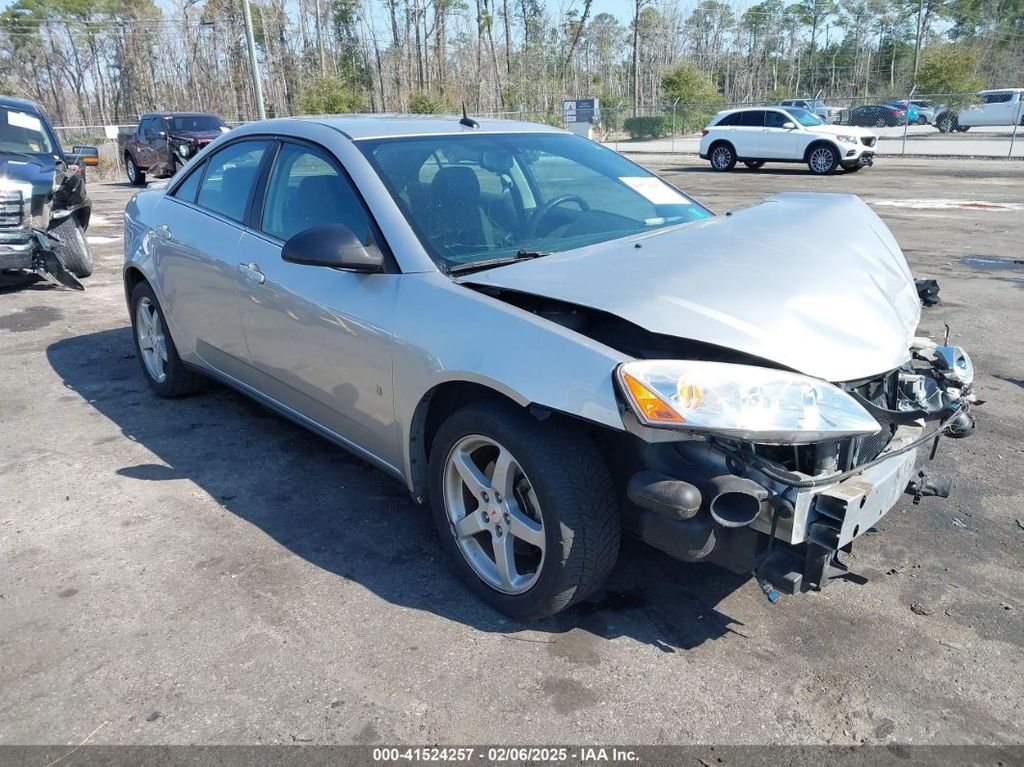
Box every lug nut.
[495,526,503,537]
[503,513,511,525]
[481,491,489,502]
[495,492,502,503]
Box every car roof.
[0,94,43,114]
[280,114,567,140]
[977,88,1024,94]
[715,106,789,116]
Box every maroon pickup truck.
[119,112,228,185]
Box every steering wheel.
[527,194,590,237]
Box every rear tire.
[428,400,620,620]
[807,144,839,175]
[50,216,93,278]
[709,142,736,171]
[126,154,146,186]
[129,281,206,397]
[874,117,886,128]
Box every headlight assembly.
[836,134,858,144]
[617,360,880,443]
[178,143,192,157]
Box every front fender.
[392,273,629,487]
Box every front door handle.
[239,262,265,285]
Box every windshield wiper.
[448,249,551,276]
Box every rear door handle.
[239,262,265,285]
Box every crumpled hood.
[462,193,921,382]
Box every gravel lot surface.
[1,158,1022,747]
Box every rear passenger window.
[738,111,765,127]
[260,142,371,243]
[195,140,270,223]
[172,161,205,203]
[716,113,740,126]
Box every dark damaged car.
[0,95,98,290]
[121,112,228,186]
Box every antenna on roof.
[459,102,479,129]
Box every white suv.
[699,107,877,175]
[956,89,1024,129]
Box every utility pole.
[241,0,266,120]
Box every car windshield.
[167,115,226,133]
[359,132,711,272]
[0,106,55,155]
[784,107,824,127]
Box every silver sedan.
[123,116,976,618]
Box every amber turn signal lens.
[622,371,684,424]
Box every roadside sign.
[104,125,119,140]
[562,98,599,123]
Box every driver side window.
[260,142,371,243]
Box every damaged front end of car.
[614,339,976,597]
[0,165,91,290]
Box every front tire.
[130,281,205,397]
[126,154,146,186]
[50,216,93,278]
[428,400,620,620]
[709,142,736,171]
[807,144,839,175]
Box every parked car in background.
[891,99,937,124]
[0,95,98,290]
[955,89,1024,130]
[884,101,920,124]
[120,112,228,186]
[777,98,845,124]
[700,106,876,174]
[123,115,976,619]
[848,105,907,127]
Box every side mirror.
[68,145,100,167]
[782,121,797,130]
[281,224,383,273]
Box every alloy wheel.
[135,296,168,384]
[711,146,732,169]
[809,147,835,174]
[442,435,546,594]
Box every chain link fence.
[52,91,1024,178]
